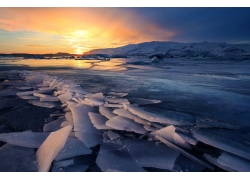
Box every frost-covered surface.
[0,68,250,172]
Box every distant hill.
[84,41,250,59]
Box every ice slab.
[105,98,130,104]
[55,137,92,161]
[191,127,250,161]
[126,105,194,126]
[113,109,151,126]
[75,131,102,148]
[0,144,38,172]
[53,158,74,168]
[106,116,146,134]
[103,103,123,108]
[108,92,128,97]
[107,130,120,140]
[16,86,33,90]
[176,131,198,146]
[96,145,145,172]
[174,154,205,172]
[43,119,66,132]
[99,106,116,119]
[64,86,89,95]
[81,100,94,107]
[72,97,80,103]
[18,95,39,100]
[0,131,50,148]
[40,97,59,101]
[143,125,158,132]
[91,92,104,99]
[38,87,54,92]
[150,125,191,149]
[125,138,180,170]
[16,91,34,96]
[85,97,104,106]
[195,115,237,129]
[33,93,51,98]
[57,92,73,103]
[61,121,68,127]
[70,104,99,133]
[28,100,56,108]
[155,135,214,171]
[65,112,74,126]
[36,125,72,172]
[89,112,114,130]
[129,98,161,105]
[65,165,89,172]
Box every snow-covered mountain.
[84,41,250,59]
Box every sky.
[0,7,250,54]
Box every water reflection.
[0,58,127,71]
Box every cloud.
[25,44,52,47]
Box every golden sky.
[0,8,174,54]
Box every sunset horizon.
[1,7,250,54]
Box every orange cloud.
[0,8,175,53]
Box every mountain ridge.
[83,41,250,59]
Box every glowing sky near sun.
[0,8,250,54]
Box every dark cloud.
[122,7,250,43]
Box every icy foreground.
[0,70,250,172]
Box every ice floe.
[0,131,50,148]
[106,116,146,134]
[88,112,114,130]
[36,125,72,172]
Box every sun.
[75,47,83,55]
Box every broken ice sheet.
[125,138,180,170]
[96,144,145,172]
[113,108,151,126]
[75,131,102,148]
[43,119,67,132]
[18,95,39,100]
[174,154,205,172]
[195,115,237,129]
[191,127,250,161]
[53,158,74,168]
[107,130,120,140]
[64,86,89,95]
[65,112,74,126]
[108,92,128,97]
[26,76,44,84]
[103,103,123,108]
[55,137,92,161]
[104,97,130,104]
[36,125,72,172]
[89,112,114,130]
[70,104,99,133]
[176,131,198,146]
[106,116,147,134]
[0,144,38,172]
[16,91,34,96]
[99,106,116,119]
[150,125,191,149]
[85,97,104,106]
[127,105,194,126]
[40,97,59,101]
[57,91,73,103]
[155,135,214,171]
[16,86,33,90]
[0,131,50,148]
[28,100,56,108]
